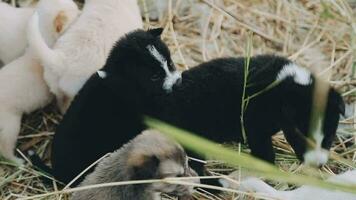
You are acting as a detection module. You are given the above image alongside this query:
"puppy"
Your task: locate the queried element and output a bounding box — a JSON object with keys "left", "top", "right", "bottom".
{"left": 152, "top": 56, "right": 344, "bottom": 167}
{"left": 221, "top": 170, "right": 356, "bottom": 200}
{"left": 124, "top": 55, "right": 342, "bottom": 190}
{"left": 0, "top": 2, "right": 33, "bottom": 64}
{"left": 27, "top": 0, "right": 143, "bottom": 113}
{"left": 71, "top": 130, "right": 198, "bottom": 200}
{"left": 0, "top": 0, "right": 79, "bottom": 164}
{"left": 0, "top": 0, "right": 77, "bottom": 64}
{"left": 46, "top": 28, "right": 176, "bottom": 184}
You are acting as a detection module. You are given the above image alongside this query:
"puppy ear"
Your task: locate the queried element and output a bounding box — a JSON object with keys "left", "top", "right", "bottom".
{"left": 329, "top": 88, "right": 345, "bottom": 116}
{"left": 148, "top": 28, "right": 164, "bottom": 38}
{"left": 132, "top": 155, "right": 160, "bottom": 180}
{"left": 54, "top": 11, "right": 68, "bottom": 33}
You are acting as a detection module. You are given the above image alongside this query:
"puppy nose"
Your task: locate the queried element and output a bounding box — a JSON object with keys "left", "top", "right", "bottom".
{"left": 186, "top": 167, "right": 200, "bottom": 185}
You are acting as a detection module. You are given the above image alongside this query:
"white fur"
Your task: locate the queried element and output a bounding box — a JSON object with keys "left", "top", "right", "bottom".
{"left": 97, "top": 70, "right": 107, "bottom": 79}
{"left": 18, "top": 0, "right": 37, "bottom": 7}
{"left": 163, "top": 71, "right": 182, "bottom": 92}
{"left": 303, "top": 148, "right": 329, "bottom": 167}
{"left": 277, "top": 63, "right": 312, "bottom": 85}
{"left": 222, "top": 170, "right": 356, "bottom": 200}
{"left": 0, "top": 2, "right": 34, "bottom": 64}
{"left": 28, "top": 0, "right": 143, "bottom": 113}
{"left": 0, "top": 0, "right": 79, "bottom": 164}
{"left": 146, "top": 45, "right": 181, "bottom": 92}
{"left": 303, "top": 118, "right": 329, "bottom": 167}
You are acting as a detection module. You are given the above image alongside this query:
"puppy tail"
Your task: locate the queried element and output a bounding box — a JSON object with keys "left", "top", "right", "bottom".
{"left": 27, "top": 12, "right": 62, "bottom": 70}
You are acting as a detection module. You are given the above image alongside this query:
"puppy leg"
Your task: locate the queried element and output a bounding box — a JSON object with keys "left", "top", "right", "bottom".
{"left": 280, "top": 119, "right": 306, "bottom": 162}
{"left": 58, "top": 75, "right": 89, "bottom": 113}
{"left": 246, "top": 126, "right": 275, "bottom": 164}
{"left": 0, "top": 111, "right": 23, "bottom": 164}
{"left": 56, "top": 93, "right": 71, "bottom": 114}
{"left": 280, "top": 107, "right": 306, "bottom": 161}
{"left": 55, "top": 85, "right": 72, "bottom": 113}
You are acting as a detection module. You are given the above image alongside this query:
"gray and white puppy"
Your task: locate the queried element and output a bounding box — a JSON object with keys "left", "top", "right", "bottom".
{"left": 71, "top": 130, "right": 198, "bottom": 200}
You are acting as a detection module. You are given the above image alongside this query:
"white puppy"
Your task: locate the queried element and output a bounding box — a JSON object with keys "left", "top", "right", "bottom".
{"left": 0, "top": 0, "right": 79, "bottom": 164}
{"left": 0, "top": 2, "right": 34, "bottom": 64}
{"left": 220, "top": 170, "right": 356, "bottom": 200}
{"left": 28, "top": 0, "right": 143, "bottom": 113}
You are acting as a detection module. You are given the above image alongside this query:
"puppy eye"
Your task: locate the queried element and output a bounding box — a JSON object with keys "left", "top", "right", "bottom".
{"left": 160, "top": 173, "right": 184, "bottom": 178}
{"left": 169, "top": 62, "right": 175, "bottom": 70}
{"left": 151, "top": 74, "right": 160, "bottom": 81}
{"left": 176, "top": 174, "right": 184, "bottom": 178}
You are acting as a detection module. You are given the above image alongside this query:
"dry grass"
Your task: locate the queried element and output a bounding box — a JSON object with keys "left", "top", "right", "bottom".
{"left": 0, "top": 0, "right": 355, "bottom": 199}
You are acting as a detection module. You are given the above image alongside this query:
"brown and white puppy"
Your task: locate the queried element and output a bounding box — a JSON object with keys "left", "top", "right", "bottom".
{"left": 71, "top": 130, "right": 198, "bottom": 200}
{"left": 0, "top": 0, "right": 79, "bottom": 164}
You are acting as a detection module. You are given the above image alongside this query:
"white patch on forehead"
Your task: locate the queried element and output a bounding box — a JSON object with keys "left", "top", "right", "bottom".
{"left": 303, "top": 118, "right": 329, "bottom": 166}
{"left": 146, "top": 45, "right": 181, "bottom": 92}
{"left": 163, "top": 71, "right": 181, "bottom": 92}
{"left": 97, "top": 70, "right": 107, "bottom": 79}
{"left": 146, "top": 45, "right": 167, "bottom": 67}
{"left": 277, "top": 63, "right": 312, "bottom": 85}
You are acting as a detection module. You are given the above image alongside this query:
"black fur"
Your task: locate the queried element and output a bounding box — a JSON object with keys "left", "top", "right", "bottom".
{"left": 50, "top": 28, "right": 174, "bottom": 184}
{"left": 46, "top": 29, "right": 344, "bottom": 187}
{"left": 151, "top": 57, "right": 344, "bottom": 163}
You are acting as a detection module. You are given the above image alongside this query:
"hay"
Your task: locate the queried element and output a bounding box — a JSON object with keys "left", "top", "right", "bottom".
{"left": 0, "top": 0, "right": 355, "bottom": 199}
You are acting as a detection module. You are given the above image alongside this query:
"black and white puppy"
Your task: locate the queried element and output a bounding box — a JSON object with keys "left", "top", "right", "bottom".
{"left": 149, "top": 56, "right": 344, "bottom": 167}
{"left": 48, "top": 28, "right": 178, "bottom": 185}
{"left": 71, "top": 130, "right": 198, "bottom": 200}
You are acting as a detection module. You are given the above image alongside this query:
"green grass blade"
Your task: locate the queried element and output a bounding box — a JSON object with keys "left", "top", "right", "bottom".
{"left": 145, "top": 117, "right": 356, "bottom": 194}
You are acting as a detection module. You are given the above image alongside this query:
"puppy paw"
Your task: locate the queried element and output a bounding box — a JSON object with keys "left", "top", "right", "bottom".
{"left": 12, "top": 156, "right": 25, "bottom": 166}
{"left": 0, "top": 153, "right": 25, "bottom": 166}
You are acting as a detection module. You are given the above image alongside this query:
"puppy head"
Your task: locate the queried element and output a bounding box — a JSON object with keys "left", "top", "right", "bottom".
{"left": 103, "top": 28, "right": 181, "bottom": 95}
{"left": 279, "top": 64, "right": 344, "bottom": 166}
{"left": 35, "top": 0, "right": 80, "bottom": 46}
{"left": 127, "top": 130, "right": 198, "bottom": 198}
